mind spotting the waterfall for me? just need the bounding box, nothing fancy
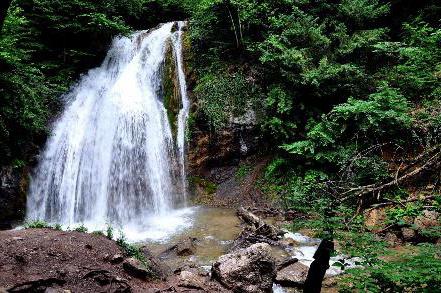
[173,21,190,198]
[26,22,192,239]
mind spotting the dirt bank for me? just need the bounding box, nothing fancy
[0,228,227,292]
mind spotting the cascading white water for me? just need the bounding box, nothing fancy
[173,21,190,198]
[26,22,193,240]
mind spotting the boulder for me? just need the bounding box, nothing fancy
[414,210,439,230]
[178,271,205,290]
[176,237,196,256]
[364,208,387,230]
[211,243,276,293]
[141,246,172,279]
[122,258,151,280]
[275,262,309,288]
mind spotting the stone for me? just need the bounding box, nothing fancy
[211,243,276,293]
[414,210,439,230]
[111,254,124,264]
[176,237,196,256]
[401,227,416,241]
[275,262,309,287]
[141,246,172,279]
[276,257,299,271]
[123,258,151,280]
[178,271,205,290]
[44,289,71,293]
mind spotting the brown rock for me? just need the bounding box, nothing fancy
[123,258,151,280]
[111,254,124,264]
[279,238,298,247]
[141,246,172,279]
[275,262,309,287]
[176,237,196,256]
[178,270,205,290]
[364,208,387,230]
[414,210,439,230]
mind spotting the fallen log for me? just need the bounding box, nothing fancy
[236,207,286,240]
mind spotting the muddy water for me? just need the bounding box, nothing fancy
[145,207,242,270]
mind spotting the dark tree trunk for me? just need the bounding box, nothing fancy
[0,0,12,31]
[303,239,334,293]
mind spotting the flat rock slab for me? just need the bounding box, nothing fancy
[275,262,309,287]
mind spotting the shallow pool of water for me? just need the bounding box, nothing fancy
[144,207,242,269]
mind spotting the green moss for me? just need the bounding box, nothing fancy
[162,41,181,138]
[190,176,217,195]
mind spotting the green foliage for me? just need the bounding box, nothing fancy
[386,203,423,226]
[190,176,217,195]
[116,232,149,269]
[24,220,52,229]
[91,230,105,236]
[73,224,88,233]
[106,224,114,240]
[195,71,259,129]
[341,244,441,292]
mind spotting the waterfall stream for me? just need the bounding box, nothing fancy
[26,22,193,240]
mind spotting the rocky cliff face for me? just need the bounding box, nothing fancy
[182,31,266,208]
[0,166,28,229]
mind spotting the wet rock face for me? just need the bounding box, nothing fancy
[211,242,276,293]
[0,166,28,229]
[188,126,260,175]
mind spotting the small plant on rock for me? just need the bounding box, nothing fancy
[73,224,88,233]
[24,220,52,229]
[116,231,149,269]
